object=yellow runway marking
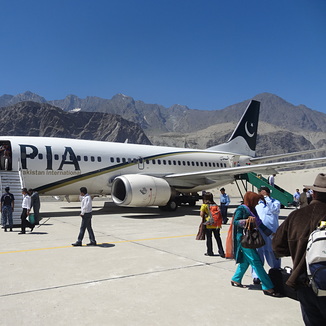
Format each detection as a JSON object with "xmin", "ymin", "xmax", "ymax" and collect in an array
[{"xmin": 0, "ymin": 234, "xmax": 197, "ymax": 255}]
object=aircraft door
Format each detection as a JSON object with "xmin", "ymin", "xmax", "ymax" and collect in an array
[
  {"xmin": 230, "ymin": 155, "xmax": 240, "ymax": 167},
  {"xmin": 0, "ymin": 140, "xmax": 12, "ymax": 171}
]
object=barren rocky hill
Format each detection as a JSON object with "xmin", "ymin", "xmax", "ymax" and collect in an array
[{"xmin": 0, "ymin": 101, "xmax": 151, "ymax": 144}]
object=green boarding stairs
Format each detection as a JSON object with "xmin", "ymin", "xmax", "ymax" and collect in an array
[{"xmin": 234, "ymin": 172, "xmax": 294, "ymax": 207}]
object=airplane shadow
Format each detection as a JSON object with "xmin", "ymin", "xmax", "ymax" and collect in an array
[
  {"xmin": 100, "ymin": 202, "xmax": 201, "ymax": 219},
  {"xmin": 40, "ymin": 202, "xmax": 201, "ymax": 219}
]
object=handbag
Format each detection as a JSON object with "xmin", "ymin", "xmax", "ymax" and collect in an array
[
  {"xmin": 241, "ymin": 216, "xmax": 265, "ymax": 249},
  {"xmin": 196, "ymin": 222, "xmax": 206, "ymax": 240}
]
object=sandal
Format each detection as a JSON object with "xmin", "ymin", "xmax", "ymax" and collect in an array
[
  {"xmin": 263, "ymin": 290, "xmax": 282, "ymax": 297},
  {"xmin": 231, "ymin": 281, "xmax": 247, "ymax": 288}
]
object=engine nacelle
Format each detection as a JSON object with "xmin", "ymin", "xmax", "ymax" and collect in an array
[{"xmin": 111, "ymin": 174, "xmax": 172, "ymax": 207}]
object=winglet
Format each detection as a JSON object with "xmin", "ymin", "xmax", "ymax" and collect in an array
[{"xmin": 207, "ymin": 100, "xmax": 260, "ymax": 157}]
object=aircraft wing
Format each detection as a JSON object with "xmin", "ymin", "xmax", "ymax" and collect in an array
[
  {"xmin": 164, "ymin": 157, "xmax": 326, "ymax": 188},
  {"xmin": 250, "ymin": 149, "xmax": 324, "ymax": 164}
]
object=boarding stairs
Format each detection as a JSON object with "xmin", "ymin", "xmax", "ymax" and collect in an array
[
  {"xmin": 0, "ymin": 171, "xmax": 24, "ymax": 226},
  {"xmin": 234, "ymin": 172, "xmax": 294, "ymax": 207}
]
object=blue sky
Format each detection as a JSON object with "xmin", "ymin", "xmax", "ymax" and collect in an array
[{"xmin": 1, "ymin": 0, "xmax": 326, "ymax": 112}]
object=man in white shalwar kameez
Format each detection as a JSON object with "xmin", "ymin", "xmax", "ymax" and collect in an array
[{"xmin": 252, "ymin": 186, "xmax": 281, "ymax": 284}]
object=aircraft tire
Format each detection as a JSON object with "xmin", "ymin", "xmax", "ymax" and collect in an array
[{"xmin": 159, "ymin": 200, "xmax": 178, "ymax": 211}]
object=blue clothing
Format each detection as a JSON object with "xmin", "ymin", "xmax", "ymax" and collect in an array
[
  {"xmin": 232, "ymin": 246, "xmax": 274, "ymax": 290},
  {"xmin": 252, "ymin": 197, "xmax": 281, "ymax": 278},
  {"xmin": 297, "ymin": 285, "xmax": 326, "ymax": 325},
  {"xmin": 220, "ymin": 193, "xmax": 230, "ymax": 224},
  {"xmin": 233, "ymin": 205, "xmax": 272, "ymax": 264},
  {"xmin": 2, "ymin": 205, "xmax": 13, "ymax": 228},
  {"xmin": 256, "ymin": 196, "xmax": 280, "ymax": 233},
  {"xmin": 257, "ymin": 197, "xmax": 281, "ymax": 260},
  {"xmin": 220, "ymin": 193, "xmax": 230, "ymax": 206},
  {"xmin": 231, "ymin": 205, "xmax": 274, "ymax": 290}
]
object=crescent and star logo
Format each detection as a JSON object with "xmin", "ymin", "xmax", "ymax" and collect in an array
[{"xmin": 245, "ymin": 121, "xmax": 255, "ymax": 138}]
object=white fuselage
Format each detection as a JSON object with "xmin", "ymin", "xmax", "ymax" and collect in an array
[{"xmin": 0, "ymin": 136, "xmax": 251, "ymax": 195}]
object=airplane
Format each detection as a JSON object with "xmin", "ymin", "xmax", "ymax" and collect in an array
[{"xmin": 0, "ymin": 99, "xmax": 324, "ymax": 211}]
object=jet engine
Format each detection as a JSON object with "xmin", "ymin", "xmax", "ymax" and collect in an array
[{"xmin": 111, "ymin": 174, "xmax": 172, "ymax": 207}]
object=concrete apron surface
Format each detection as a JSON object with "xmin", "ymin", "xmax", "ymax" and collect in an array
[{"xmin": 0, "ymin": 199, "xmax": 303, "ymax": 326}]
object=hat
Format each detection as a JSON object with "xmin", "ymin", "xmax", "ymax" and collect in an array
[
  {"xmin": 258, "ymin": 186, "xmax": 270, "ymax": 194},
  {"xmin": 304, "ymin": 173, "xmax": 326, "ymax": 193},
  {"xmin": 5, "ymin": 186, "xmax": 10, "ymax": 191}
]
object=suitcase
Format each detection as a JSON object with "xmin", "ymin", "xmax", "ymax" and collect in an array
[{"xmin": 268, "ymin": 267, "xmax": 298, "ymax": 301}]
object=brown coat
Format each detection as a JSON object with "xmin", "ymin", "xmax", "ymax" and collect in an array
[{"xmin": 272, "ymin": 199, "xmax": 326, "ymax": 288}]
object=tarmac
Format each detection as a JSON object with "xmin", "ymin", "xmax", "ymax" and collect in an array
[{"xmin": 0, "ymin": 197, "xmax": 304, "ymax": 326}]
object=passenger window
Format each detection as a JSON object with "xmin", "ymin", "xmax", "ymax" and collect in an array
[
  {"xmin": 38, "ymin": 154, "xmax": 43, "ymax": 159},
  {"xmin": 110, "ymin": 157, "xmax": 114, "ymax": 163},
  {"xmin": 158, "ymin": 160, "xmax": 161, "ymax": 165},
  {"xmin": 91, "ymin": 156, "xmax": 95, "ymax": 162},
  {"xmin": 77, "ymin": 155, "xmax": 81, "ymax": 161},
  {"xmin": 84, "ymin": 156, "xmax": 88, "ymax": 162},
  {"xmin": 97, "ymin": 157, "xmax": 101, "ymax": 162},
  {"xmin": 122, "ymin": 158, "xmax": 126, "ymax": 163},
  {"xmin": 116, "ymin": 158, "xmax": 120, "ymax": 163},
  {"xmin": 54, "ymin": 154, "xmax": 59, "ymax": 160}
]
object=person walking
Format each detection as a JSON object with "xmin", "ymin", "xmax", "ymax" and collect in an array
[
  {"xmin": 230, "ymin": 191, "xmax": 280, "ymax": 296},
  {"xmin": 19, "ymin": 188, "xmax": 34, "ymax": 234},
  {"xmin": 273, "ymin": 173, "xmax": 326, "ymax": 325},
  {"xmin": 252, "ymin": 186, "xmax": 281, "ymax": 284},
  {"xmin": 1, "ymin": 186, "xmax": 15, "ymax": 232},
  {"xmin": 72, "ymin": 187, "xmax": 96, "ymax": 246},
  {"xmin": 200, "ymin": 192, "xmax": 225, "ymax": 257},
  {"xmin": 219, "ymin": 187, "xmax": 230, "ymax": 224}
]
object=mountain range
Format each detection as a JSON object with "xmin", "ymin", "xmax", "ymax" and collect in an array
[
  {"xmin": 0, "ymin": 101, "xmax": 150, "ymax": 144},
  {"xmin": 0, "ymin": 91, "xmax": 325, "ymax": 157}
]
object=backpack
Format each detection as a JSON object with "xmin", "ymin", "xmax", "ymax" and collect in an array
[
  {"xmin": 306, "ymin": 221, "xmax": 326, "ymax": 296},
  {"xmin": 204, "ymin": 204, "xmax": 222, "ymax": 227}
]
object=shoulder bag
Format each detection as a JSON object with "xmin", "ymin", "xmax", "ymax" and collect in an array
[{"xmin": 241, "ymin": 216, "xmax": 265, "ymax": 249}]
